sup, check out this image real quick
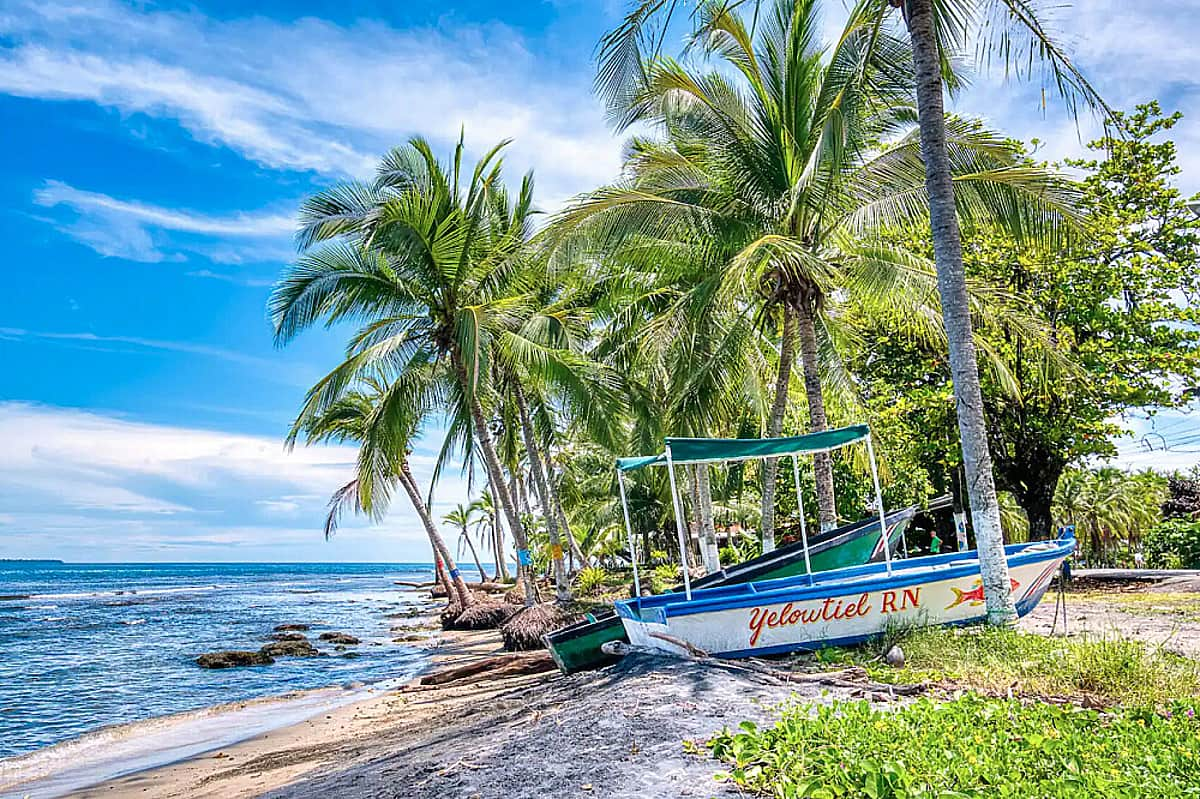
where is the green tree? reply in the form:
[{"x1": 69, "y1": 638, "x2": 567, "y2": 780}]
[
  {"x1": 576, "y1": 0, "x2": 1078, "y2": 558},
  {"x1": 443, "y1": 502, "x2": 488, "y2": 582},
  {"x1": 270, "y1": 136, "x2": 541, "y2": 606},
  {"x1": 293, "y1": 381, "x2": 475, "y2": 609},
  {"x1": 855, "y1": 104, "x2": 1200, "y2": 540}
]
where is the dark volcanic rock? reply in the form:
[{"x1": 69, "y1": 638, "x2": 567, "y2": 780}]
[
  {"x1": 270, "y1": 632, "x2": 308, "y2": 642},
  {"x1": 260, "y1": 639, "x2": 319, "y2": 658},
  {"x1": 318, "y1": 632, "x2": 360, "y2": 645},
  {"x1": 274, "y1": 623, "x2": 310, "y2": 632},
  {"x1": 196, "y1": 650, "x2": 274, "y2": 669}
]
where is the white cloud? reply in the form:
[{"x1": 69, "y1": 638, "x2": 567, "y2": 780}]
[
  {"x1": 0, "y1": 327, "x2": 277, "y2": 370},
  {"x1": 0, "y1": 1, "x2": 624, "y2": 206},
  {"x1": 0, "y1": 403, "x2": 469, "y2": 561},
  {"x1": 32, "y1": 179, "x2": 297, "y2": 263},
  {"x1": 947, "y1": 0, "x2": 1200, "y2": 192}
]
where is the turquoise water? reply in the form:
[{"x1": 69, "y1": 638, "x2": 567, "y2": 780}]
[{"x1": 0, "y1": 561, "x2": 466, "y2": 759}]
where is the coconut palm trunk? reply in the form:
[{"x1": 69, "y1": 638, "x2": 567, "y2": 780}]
[
  {"x1": 513, "y1": 382, "x2": 572, "y2": 601},
  {"x1": 461, "y1": 528, "x2": 488, "y2": 583},
  {"x1": 548, "y1": 467, "x2": 588, "y2": 570},
  {"x1": 760, "y1": 307, "x2": 797, "y2": 553},
  {"x1": 795, "y1": 299, "x2": 837, "y2": 531},
  {"x1": 433, "y1": 553, "x2": 451, "y2": 597},
  {"x1": 450, "y1": 351, "x2": 538, "y2": 607},
  {"x1": 398, "y1": 462, "x2": 473, "y2": 608},
  {"x1": 904, "y1": 0, "x2": 1016, "y2": 623},
  {"x1": 695, "y1": 464, "x2": 721, "y2": 572},
  {"x1": 488, "y1": 480, "x2": 513, "y2": 581}
]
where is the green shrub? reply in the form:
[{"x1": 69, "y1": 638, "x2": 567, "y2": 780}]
[
  {"x1": 709, "y1": 695, "x2": 1200, "y2": 798},
  {"x1": 649, "y1": 563, "x2": 680, "y2": 594},
  {"x1": 1145, "y1": 518, "x2": 1200, "y2": 569},
  {"x1": 575, "y1": 566, "x2": 609, "y2": 596}
]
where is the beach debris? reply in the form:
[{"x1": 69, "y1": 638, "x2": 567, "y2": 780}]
[
  {"x1": 260, "y1": 639, "x2": 320, "y2": 658},
  {"x1": 274, "y1": 623, "x2": 309, "y2": 632},
  {"x1": 196, "y1": 650, "x2": 275, "y2": 669},
  {"x1": 501, "y1": 602, "x2": 590, "y2": 651},
  {"x1": 319, "y1": 632, "x2": 361, "y2": 645},
  {"x1": 885, "y1": 645, "x2": 906, "y2": 668},
  {"x1": 446, "y1": 600, "x2": 520, "y2": 631},
  {"x1": 419, "y1": 651, "x2": 556, "y2": 686}
]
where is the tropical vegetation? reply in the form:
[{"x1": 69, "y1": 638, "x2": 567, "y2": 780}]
[{"x1": 271, "y1": 0, "x2": 1197, "y2": 633}]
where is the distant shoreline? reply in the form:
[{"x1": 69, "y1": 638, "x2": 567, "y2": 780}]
[{"x1": 0, "y1": 559, "x2": 65, "y2": 564}]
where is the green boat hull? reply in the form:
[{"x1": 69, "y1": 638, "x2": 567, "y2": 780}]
[{"x1": 544, "y1": 507, "x2": 915, "y2": 674}]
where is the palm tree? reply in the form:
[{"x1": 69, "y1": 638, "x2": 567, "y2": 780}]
[
  {"x1": 477, "y1": 485, "x2": 512, "y2": 581},
  {"x1": 574, "y1": 0, "x2": 1080, "y2": 555},
  {"x1": 271, "y1": 135, "x2": 550, "y2": 605},
  {"x1": 876, "y1": 0, "x2": 1107, "y2": 622},
  {"x1": 293, "y1": 382, "x2": 475, "y2": 609},
  {"x1": 443, "y1": 502, "x2": 488, "y2": 582}
]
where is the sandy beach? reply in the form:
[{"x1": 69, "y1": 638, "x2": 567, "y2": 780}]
[
  {"x1": 68, "y1": 632, "x2": 850, "y2": 799},
  {"x1": 6, "y1": 581, "x2": 1192, "y2": 799}
]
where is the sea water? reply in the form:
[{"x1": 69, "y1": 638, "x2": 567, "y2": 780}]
[{"x1": 0, "y1": 561, "x2": 462, "y2": 762}]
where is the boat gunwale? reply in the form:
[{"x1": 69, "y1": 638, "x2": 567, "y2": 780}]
[{"x1": 615, "y1": 535, "x2": 1073, "y2": 621}]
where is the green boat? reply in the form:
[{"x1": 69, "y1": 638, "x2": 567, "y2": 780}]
[{"x1": 544, "y1": 505, "x2": 915, "y2": 674}]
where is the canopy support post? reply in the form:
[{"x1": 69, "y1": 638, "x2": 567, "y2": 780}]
[
  {"x1": 865, "y1": 434, "x2": 893, "y2": 576},
  {"x1": 616, "y1": 468, "x2": 641, "y2": 599},
  {"x1": 665, "y1": 444, "x2": 692, "y2": 600},
  {"x1": 792, "y1": 455, "x2": 814, "y2": 585}
]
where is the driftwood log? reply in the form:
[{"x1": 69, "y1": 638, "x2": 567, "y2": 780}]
[
  {"x1": 602, "y1": 633, "x2": 925, "y2": 698},
  {"x1": 419, "y1": 651, "x2": 556, "y2": 686}
]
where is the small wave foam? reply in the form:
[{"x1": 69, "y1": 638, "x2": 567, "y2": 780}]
[
  {"x1": 23, "y1": 585, "x2": 231, "y2": 602},
  {"x1": 0, "y1": 684, "x2": 376, "y2": 797},
  {"x1": 120, "y1": 619, "x2": 147, "y2": 626}
]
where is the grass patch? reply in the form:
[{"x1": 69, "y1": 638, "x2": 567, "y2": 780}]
[
  {"x1": 816, "y1": 626, "x2": 1200, "y2": 706},
  {"x1": 708, "y1": 694, "x2": 1200, "y2": 798},
  {"x1": 1073, "y1": 590, "x2": 1200, "y2": 622}
]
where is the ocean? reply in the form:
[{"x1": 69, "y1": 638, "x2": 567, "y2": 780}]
[{"x1": 0, "y1": 561, "x2": 460, "y2": 766}]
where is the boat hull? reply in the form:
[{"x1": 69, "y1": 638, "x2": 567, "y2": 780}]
[
  {"x1": 544, "y1": 508, "x2": 915, "y2": 674},
  {"x1": 615, "y1": 536, "x2": 1073, "y2": 659}
]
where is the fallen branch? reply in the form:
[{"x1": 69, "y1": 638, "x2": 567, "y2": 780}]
[
  {"x1": 415, "y1": 581, "x2": 512, "y2": 595},
  {"x1": 419, "y1": 651, "x2": 555, "y2": 686},
  {"x1": 603, "y1": 634, "x2": 925, "y2": 698}
]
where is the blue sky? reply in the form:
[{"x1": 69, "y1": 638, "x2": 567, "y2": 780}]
[{"x1": 0, "y1": 0, "x2": 1197, "y2": 562}]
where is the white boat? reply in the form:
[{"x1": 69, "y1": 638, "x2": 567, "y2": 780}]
[{"x1": 614, "y1": 532, "x2": 1073, "y2": 658}]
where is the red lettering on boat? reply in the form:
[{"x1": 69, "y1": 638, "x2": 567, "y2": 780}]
[
  {"x1": 881, "y1": 591, "x2": 897, "y2": 614},
  {"x1": 902, "y1": 588, "x2": 921, "y2": 610},
  {"x1": 746, "y1": 592, "x2": 874, "y2": 647}
]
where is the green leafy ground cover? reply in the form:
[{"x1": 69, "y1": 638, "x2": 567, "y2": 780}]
[
  {"x1": 703, "y1": 628, "x2": 1200, "y2": 797},
  {"x1": 708, "y1": 695, "x2": 1200, "y2": 798}
]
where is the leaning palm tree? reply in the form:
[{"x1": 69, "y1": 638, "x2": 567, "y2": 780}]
[
  {"x1": 567, "y1": 0, "x2": 1080, "y2": 555},
  {"x1": 444, "y1": 502, "x2": 488, "y2": 582},
  {"x1": 270, "y1": 136, "x2": 541, "y2": 605},
  {"x1": 293, "y1": 378, "x2": 475, "y2": 610}
]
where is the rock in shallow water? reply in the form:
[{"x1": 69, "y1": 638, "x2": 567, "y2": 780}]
[
  {"x1": 196, "y1": 650, "x2": 275, "y2": 669},
  {"x1": 269, "y1": 632, "x2": 308, "y2": 642},
  {"x1": 260, "y1": 639, "x2": 320, "y2": 658},
  {"x1": 274, "y1": 623, "x2": 310, "y2": 632},
  {"x1": 319, "y1": 632, "x2": 360, "y2": 645}
]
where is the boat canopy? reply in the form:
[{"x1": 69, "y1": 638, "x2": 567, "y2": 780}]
[
  {"x1": 616, "y1": 424, "x2": 869, "y2": 472},
  {"x1": 613, "y1": 421, "x2": 892, "y2": 600}
]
